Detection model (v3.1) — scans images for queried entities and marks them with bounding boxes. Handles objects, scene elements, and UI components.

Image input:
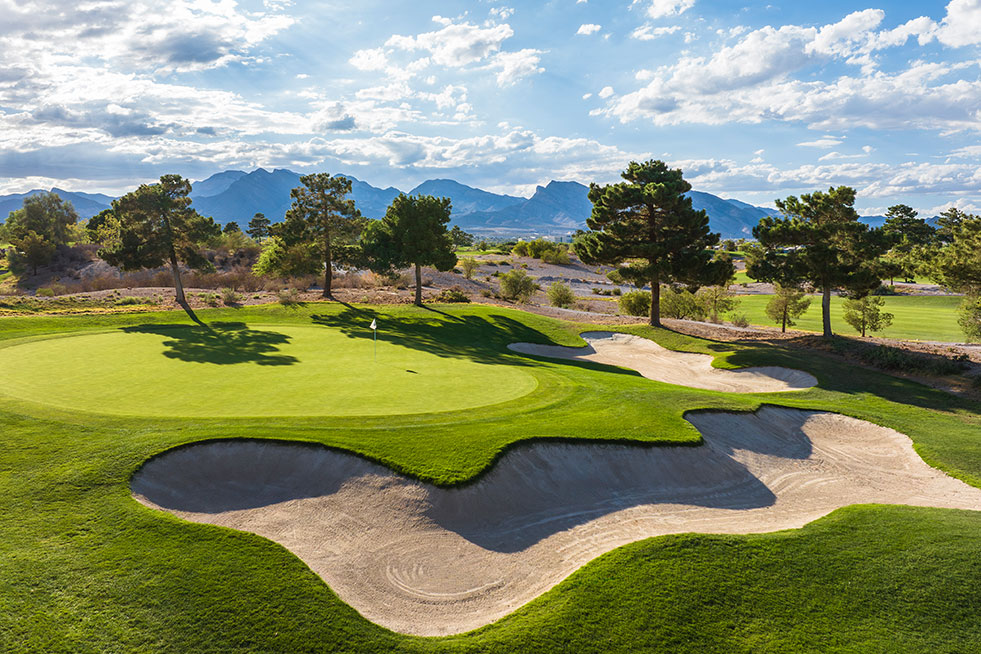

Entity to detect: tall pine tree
[362,194,457,306]
[280,174,363,298]
[98,175,219,323]
[574,160,731,327]
[750,186,888,337]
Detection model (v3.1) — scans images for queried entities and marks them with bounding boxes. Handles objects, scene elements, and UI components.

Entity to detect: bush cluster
[512,239,570,264]
[434,287,470,303]
[546,281,576,308]
[830,339,969,376]
[499,269,539,302]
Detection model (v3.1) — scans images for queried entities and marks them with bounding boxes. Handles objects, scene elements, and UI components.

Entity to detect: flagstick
[373,327,376,361]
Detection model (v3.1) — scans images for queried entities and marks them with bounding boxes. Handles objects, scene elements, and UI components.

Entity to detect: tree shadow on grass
[310,305,637,379]
[121,322,298,366]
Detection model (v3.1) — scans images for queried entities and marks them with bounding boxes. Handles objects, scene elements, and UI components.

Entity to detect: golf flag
[370,318,377,331]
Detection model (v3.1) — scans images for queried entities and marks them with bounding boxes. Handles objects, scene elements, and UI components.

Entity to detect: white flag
[370,318,377,330]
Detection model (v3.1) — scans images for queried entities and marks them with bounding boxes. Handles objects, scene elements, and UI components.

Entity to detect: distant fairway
[735,294,965,341]
[0,323,538,417]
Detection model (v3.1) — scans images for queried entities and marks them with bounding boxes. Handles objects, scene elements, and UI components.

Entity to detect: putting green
[0,323,538,417]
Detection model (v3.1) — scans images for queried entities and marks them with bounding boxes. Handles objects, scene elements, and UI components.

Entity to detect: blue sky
[1,0,979,215]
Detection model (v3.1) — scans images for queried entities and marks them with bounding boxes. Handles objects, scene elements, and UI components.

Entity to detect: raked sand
[508,331,816,393]
[132,407,980,636]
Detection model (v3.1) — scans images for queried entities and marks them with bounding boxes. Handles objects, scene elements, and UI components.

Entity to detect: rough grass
[0,303,979,652]
[735,294,965,341]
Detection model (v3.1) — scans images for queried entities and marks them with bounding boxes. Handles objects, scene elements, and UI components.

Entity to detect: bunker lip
[132,407,980,637]
[508,331,817,393]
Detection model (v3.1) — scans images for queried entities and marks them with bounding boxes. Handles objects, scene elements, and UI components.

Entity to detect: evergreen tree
[750,186,889,337]
[98,174,219,323]
[223,221,241,234]
[574,160,732,327]
[280,174,363,299]
[363,194,457,306]
[449,225,475,248]
[247,212,271,243]
[924,214,981,341]
[882,204,935,282]
[5,192,78,246]
[11,230,56,275]
[765,283,812,333]
[843,295,893,338]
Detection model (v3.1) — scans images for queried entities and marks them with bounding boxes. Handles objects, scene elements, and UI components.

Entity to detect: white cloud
[644,0,695,19]
[577,24,602,35]
[798,138,843,148]
[350,48,389,71]
[631,25,681,40]
[582,92,593,99]
[598,86,615,98]
[490,49,544,86]
[937,0,981,47]
[386,18,514,68]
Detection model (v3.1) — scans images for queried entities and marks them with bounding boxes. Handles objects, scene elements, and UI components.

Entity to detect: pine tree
[247,212,271,243]
[574,160,732,327]
[765,283,812,333]
[363,194,457,306]
[280,174,363,299]
[750,186,889,337]
[843,295,893,337]
[98,175,219,323]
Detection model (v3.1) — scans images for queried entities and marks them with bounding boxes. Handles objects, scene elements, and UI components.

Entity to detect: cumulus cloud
[602,7,981,133]
[577,24,602,35]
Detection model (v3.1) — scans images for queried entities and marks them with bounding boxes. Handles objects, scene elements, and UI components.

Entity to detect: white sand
[508,331,817,393]
[132,407,980,636]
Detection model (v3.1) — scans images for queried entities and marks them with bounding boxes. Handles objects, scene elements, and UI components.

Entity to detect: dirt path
[509,331,817,393]
[132,407,980,636]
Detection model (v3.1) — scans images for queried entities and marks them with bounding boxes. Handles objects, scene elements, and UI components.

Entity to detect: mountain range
[1,168,818,239]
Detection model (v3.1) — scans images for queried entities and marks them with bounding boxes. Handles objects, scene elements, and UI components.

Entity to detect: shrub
[277,288,302,308]
[660,286,707,320]
[613,287,621,296]
[499,269,539,302]
[547,281,576,308]
[480,288,493,298]
[114,296,143,306]
[618,290,650,316]
[434,287,470,303]
[606,268,626,285]
[830,340,969,376]
[958,294,981,342]
[731,313,750,328]
[36,287,54,297]
[200,292,220,307]
[220,287,243,305]
[541,247,571,265]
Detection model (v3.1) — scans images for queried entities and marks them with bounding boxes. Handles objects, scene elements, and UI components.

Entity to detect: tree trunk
[821,285,832,337]
[169,251,201,325]
[649,276,661,327]
[782,307,787,333]
[322,234,332,299]
[414,263,423,306]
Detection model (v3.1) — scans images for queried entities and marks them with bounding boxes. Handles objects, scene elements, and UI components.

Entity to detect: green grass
[0,302,979,652]
[736,294,966,341]
[0,323,538,417]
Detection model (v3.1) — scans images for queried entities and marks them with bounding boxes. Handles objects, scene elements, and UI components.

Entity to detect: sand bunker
[508,331,817,393]
[132,407,979,636]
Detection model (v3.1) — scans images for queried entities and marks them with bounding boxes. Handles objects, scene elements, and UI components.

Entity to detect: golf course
[1,302,979,652]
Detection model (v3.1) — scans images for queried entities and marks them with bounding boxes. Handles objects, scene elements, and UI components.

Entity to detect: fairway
[735,294,966,341]
[0,323,538,417]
